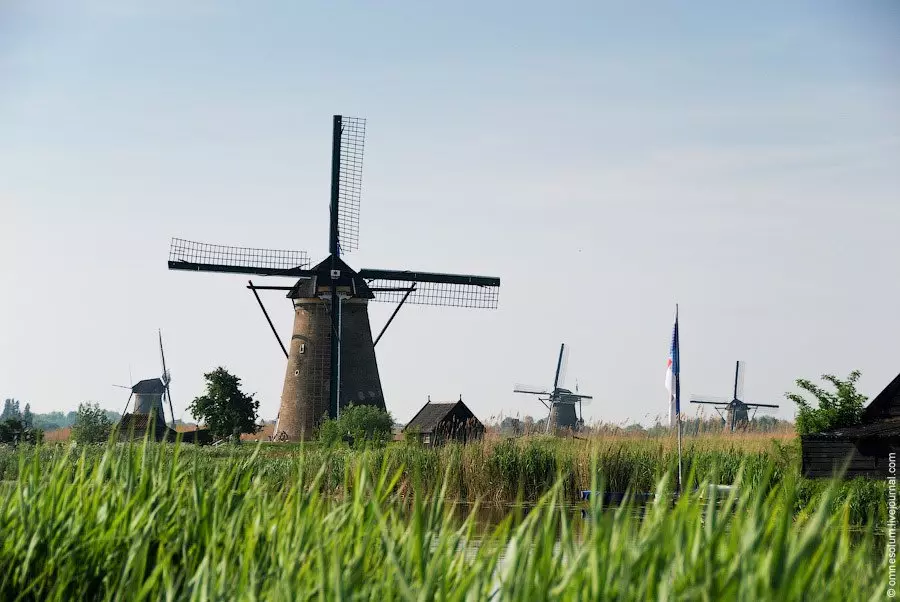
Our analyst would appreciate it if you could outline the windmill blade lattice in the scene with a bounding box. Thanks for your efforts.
[513,384,551,396]
[361,269,500,308]
[337,117,366,253]
[169,238,310,276]
[734,360,746,401]
[555,344,569,390]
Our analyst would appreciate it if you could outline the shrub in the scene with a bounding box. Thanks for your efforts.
[788,371,867,435]
[0,418,42,444]
[317,404,393,448]
[71,402,113,444]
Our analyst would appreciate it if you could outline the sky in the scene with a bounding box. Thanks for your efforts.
[1,1,898,426]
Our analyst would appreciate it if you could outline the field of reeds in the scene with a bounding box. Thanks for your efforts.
[0,433,889,524]
[0,439,890,600]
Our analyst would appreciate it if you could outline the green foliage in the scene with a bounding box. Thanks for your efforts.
[0,399,20,422]
[71,402,113,444]
[0,417,42,444]
[21,403,33,429]
[318,404,394,448]
[788,370,868,435]
[188,367,259,440]
[0,440,885,600]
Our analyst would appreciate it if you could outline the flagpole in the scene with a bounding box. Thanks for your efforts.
[675,304,683,495]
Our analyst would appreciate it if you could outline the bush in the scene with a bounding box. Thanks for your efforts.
[0,418,42,445]
[71,402,113,444]
[787,371,867,435]
[317,404,393,448]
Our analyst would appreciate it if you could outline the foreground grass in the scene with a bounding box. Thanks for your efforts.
[0,435,886,523]
[0,440,890,600]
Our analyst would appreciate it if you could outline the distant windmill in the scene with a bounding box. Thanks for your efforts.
[115,330,176,437]
[514,343,593,433]
[168,115,501,441]
[690,361,779,432]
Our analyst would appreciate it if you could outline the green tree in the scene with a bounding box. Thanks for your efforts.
[787,370,868,435]
[22,403,33,428]
[317,404,394,448]
[189,367,259,440]
[71,402,113,443]
[0,417,42,444]
[1,399,21,421]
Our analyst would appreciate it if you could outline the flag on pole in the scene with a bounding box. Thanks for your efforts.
[665,306,680,428]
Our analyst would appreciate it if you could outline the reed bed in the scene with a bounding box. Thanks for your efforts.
[0,435,884,522]
[0,440,888,600]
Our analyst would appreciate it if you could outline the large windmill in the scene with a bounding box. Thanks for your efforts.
[690,361,780,432]
[168,115,501,441]
[513,343,593,433]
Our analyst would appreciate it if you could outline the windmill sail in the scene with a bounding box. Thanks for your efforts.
[168,238,310,276]
[360,269,500,308]
[734,360,745,401]
[159,329,176,430]
[335,116,366,254]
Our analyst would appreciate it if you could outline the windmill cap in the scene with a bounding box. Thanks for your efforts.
[286,255,374,300]
[132,378,166,395]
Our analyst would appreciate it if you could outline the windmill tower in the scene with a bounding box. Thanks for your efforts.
[168,115,501,441]
[690,361,780,432]
[513,343,593,433]
[117,331,177,438]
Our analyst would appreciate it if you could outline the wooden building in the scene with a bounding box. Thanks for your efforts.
[403,397,484,446]
[801,371,900,478]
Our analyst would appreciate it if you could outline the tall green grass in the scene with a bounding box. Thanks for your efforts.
[0,437,885,522]
[0,441,889,600]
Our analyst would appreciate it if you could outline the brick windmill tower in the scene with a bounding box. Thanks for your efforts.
[168,115,500,440]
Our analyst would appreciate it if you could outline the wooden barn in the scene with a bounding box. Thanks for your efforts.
[403,397,484,446]
[801,371,900,478]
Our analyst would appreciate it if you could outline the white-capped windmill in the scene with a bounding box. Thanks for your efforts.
[114,330,177,433]
[690,360,779,432]
[514,343,593,433]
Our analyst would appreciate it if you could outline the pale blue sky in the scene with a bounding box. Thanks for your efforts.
[1,1,898,425]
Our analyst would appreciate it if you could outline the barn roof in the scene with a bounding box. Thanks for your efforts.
[403,398,480,433]
[862,371,900,420]
[132,378,166,395]
[812,417,900,439]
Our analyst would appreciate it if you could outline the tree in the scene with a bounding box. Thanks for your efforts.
[71,402,113,443]
[0,417,42,445]
[318,404,394,448]
[22,403,33,428]
[1,399,21,422]
[189,367,259,440]
[787,370,868,435]
[500,417,523,436]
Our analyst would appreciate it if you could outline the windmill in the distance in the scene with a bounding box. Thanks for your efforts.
[690,361,780,432]
[115,330,177,439]
[168,115,501,441]
[514,343,593,433]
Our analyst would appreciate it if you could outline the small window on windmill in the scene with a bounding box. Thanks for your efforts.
[299,343,306,354]
[423,434,431,445]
